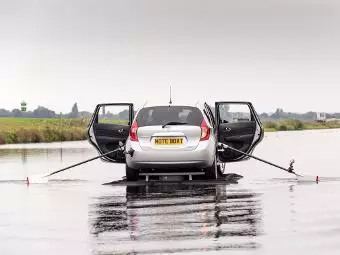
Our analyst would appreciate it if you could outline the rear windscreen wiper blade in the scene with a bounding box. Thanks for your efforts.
[162,122,188,128]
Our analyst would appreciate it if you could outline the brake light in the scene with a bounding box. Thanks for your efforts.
[200,119,210,141]
[129,121,139,141]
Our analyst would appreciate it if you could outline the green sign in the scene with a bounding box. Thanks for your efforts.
[21,101,27,112]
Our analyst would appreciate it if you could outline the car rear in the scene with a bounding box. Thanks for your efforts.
[125,106,215,170]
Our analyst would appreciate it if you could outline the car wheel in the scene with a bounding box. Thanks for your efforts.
[205,165,216,179]
[205,162,220,179]
[125,164,138,181]
[205,161,222,180]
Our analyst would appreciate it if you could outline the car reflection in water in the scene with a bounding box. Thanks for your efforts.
[89,184,262,254]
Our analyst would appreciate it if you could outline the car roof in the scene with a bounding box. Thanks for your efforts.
[137,101,210,111]
[136,104,211,116]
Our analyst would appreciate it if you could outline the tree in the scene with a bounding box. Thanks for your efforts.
[33,106,56,118]
[12,109,22,117]
[0,109,11,117]
[259,112,269,120]
[69,103,79,118]
[118,109,129,120]
[271,108,284,119]
[304,111,317,121]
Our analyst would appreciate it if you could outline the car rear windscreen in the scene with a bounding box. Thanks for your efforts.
[136,106,203,127]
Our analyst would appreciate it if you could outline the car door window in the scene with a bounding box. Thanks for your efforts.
[98,105,131,125]
[219,104,252,123]
[136,106,202,126]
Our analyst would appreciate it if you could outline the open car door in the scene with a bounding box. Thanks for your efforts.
[87,103,134,163]
[215,102,264,162]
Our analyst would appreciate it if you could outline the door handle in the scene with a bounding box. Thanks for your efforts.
[118,128,124,133]
[225,127,232,132]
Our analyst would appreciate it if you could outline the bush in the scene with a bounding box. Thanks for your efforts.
[264,121,278,129]
[6,131,18,143]
[278,124,288,131]
[0,132,5,144]
[31,130,43,143]
[264,119,305,131]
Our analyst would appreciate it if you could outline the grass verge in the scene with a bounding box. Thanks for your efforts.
[0,117,89,144]
[263,120,340,132]
[1,117,340,144]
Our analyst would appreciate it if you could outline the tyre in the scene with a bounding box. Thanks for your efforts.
[125,164,139,181]
[205,161,222,180]
[205,164,216,179]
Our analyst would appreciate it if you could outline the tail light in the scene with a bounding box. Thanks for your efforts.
[129,121,139,141]
[200,119,210,141]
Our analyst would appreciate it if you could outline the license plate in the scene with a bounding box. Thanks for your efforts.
[154,137,184,145]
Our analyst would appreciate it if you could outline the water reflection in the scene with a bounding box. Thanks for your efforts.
[0,147,93,164]
[89,184,262,254]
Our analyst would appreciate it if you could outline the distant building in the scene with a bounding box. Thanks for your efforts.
[316,112,326,122]
[20,101,27,112]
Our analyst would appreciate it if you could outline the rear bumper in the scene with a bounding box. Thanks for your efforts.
[126,140,215,170]
[128,160,210,170]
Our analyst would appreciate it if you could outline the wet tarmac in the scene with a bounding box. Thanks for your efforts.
[2,130,340,254]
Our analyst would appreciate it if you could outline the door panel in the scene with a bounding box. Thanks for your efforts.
[216,102,263,162]
[87,103,134,163]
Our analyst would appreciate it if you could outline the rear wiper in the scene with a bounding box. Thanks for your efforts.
[162,122,188,128]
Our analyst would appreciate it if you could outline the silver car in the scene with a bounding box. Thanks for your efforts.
[88,101,264,181]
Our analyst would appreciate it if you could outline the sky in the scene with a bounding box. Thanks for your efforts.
[1,0,340,113]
